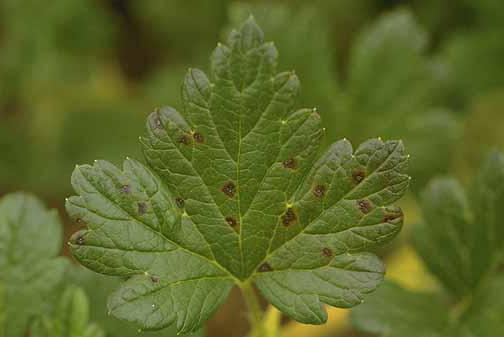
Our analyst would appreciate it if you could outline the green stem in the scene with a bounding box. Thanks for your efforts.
[240,281,264,335]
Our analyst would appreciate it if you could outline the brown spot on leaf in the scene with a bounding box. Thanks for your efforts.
[150,275,160,283]
[179,134,191,145]
[357,199,372,214]
[75,233,85,245]
[282,158,297,169]
[76,218,84,225]
[352,169,366,184]
[193,132,204,143]
[221,181,236,198]
[138,202,148,215]
[258,263,273,272]
[322,248,333,257]
[225,216,238,227]
[175,197,185,209]
[282,207,297,227]
[313,184,326,198]
[121,185,131,194]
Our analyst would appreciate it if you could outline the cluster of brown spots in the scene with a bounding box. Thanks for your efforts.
[193,132,204,143]
[258,263,273,272]
[121,184,131,194]
[138,202,148,215]
[357,199,372,214]
[282,207,297,227]
[312,184,326,198]
[175,197,185,209]
[178,134,191,145]
[282,158,297,169]
[150,275,160,283]
[75,233,85,245]
[352,169,366,184]
[221,181,236,198]
[322,247,333,257]
[225,216,238,227]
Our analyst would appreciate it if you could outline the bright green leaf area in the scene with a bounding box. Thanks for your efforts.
[67,18,410,333]
[31,286,105,337]
[0,193,68,337]
[352,152,504,336]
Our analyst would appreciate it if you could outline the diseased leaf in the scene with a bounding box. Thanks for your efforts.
[414,152,504,297]
[0,193,67,337]
[67,18,410,332]
[351,281,449,337]
[31,286,105,337]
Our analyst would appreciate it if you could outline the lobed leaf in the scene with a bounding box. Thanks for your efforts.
[414,152,504,297]
[0,193,67,337]
[67,17,410,332]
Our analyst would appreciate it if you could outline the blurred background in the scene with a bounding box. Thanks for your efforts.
[0,0,503,336]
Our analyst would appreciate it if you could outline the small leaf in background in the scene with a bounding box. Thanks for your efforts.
[31,286,105,337]
[67,17,410,333]
[0,193,68,337]
[352,151,504,336]
[338,9,459,192]
[351,281,449,337]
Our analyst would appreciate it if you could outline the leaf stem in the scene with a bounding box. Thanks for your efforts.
[240,281,263,330]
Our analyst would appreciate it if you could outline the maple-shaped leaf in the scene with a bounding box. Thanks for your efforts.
[0,193,68,337]
[67,17,410,332]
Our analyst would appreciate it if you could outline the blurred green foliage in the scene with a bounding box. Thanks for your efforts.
[1,0,504,336]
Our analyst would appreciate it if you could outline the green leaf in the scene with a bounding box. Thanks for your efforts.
[459,276,504,336]
[414,152,504,298]
[0,193,68,337]
[31,286,105,337]
[335,9,458,191]
[67,266,204,337]
[351,281,450,337]
[67,17,410,332]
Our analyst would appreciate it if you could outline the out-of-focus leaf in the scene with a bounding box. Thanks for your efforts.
[31,286,105,337]
[0,193,67,337]
[341,9,458,191]
[351,281,449,337]
[414,153,504,298]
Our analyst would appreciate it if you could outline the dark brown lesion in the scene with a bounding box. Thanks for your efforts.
[357,199,372,214]
[74,233,86,245]
[352,169,366,184]
[312,184,326,198]
[193,132,204,143]
[137,202,148,215]
[281,207,297,227]
[150,275,160,283]
[221,181,236,198]
[225,216,238,227]
[258,262,273,272]
[282,158,297,169]
[175,197,185,209]
[178,134,192,145]
[121,184,131,194]
[322,247,333,257]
